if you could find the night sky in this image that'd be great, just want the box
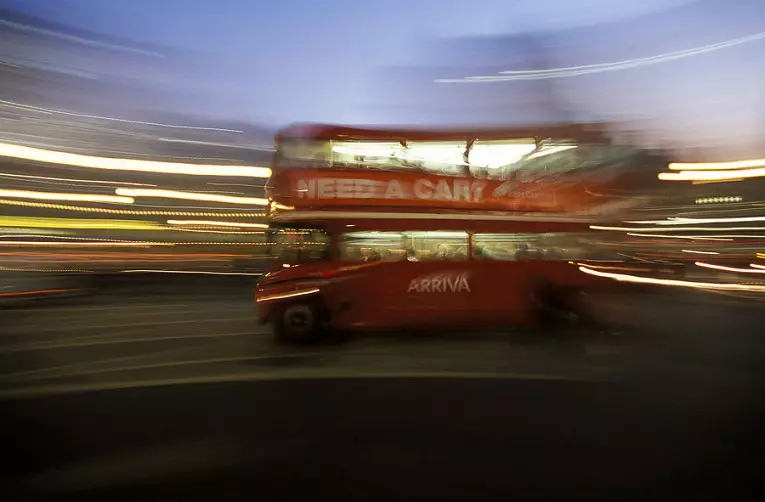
[1,0,764,156]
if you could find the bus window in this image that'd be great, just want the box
[472,234,526,260]
[276,139,332,169]
[270,228,330,265]
[404,231,469,261]
[340,232,406,262]
[473,233,593,261]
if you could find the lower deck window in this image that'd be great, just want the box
[269,228,330,264]
[341,231,469,262]
[472,232,611,261]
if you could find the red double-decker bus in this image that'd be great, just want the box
[256,123,666,343]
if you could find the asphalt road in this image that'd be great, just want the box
[2,282,765,499]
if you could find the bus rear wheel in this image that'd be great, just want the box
[530,279,578,331]
[273,302,327,345]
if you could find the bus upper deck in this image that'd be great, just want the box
[268,122,667,220]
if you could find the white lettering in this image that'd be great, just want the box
[434,180,453,201]
[453,179,471,202]
[413,179,434,199]
[296,177,492,204]
[335,179,354,199]
[317,179,335,198]
[384,180,406,199]
[296,179,310,199]
[355,179,375,198]
[295,179,316,199]
[492,181,513,198]
[472,181,487,202]
[406,272,471,293]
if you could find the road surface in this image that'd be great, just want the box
[2,281,765,499]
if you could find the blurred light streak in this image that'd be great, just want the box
[579,266,765,292]
[616,253,671,265]
[166,220,268,229]
[630,216,765,225]
[120,270,263,276]
[0,143,271,178]
[0,172,156,187]
[0,22,166,58]
[208,182,266,188]
[0,216,163,231]
[659,169,765,182]
[694,197,743,204]
[0,252,247,260]
[18,241,327,246]
[0,288,80,297]
[573,263,647,273]
[0,189,134,205]
[0,266,93,273]
[682,249,720,255]
[751,264,765,270]
[0,199,265,217]
[594,225,765,233]
[0,99,243,133]
[0,234,148,243]
[695,262,765,274]
[0,241,172,247]
[527,146,578,159]
[671,159,765,171]
[625,233,742,241]
[256,288,321,303]
[438,31,765,83]
[158,138,272,151]
[691,179,744,184]
[170,228,266,235]
[115,189,268,206]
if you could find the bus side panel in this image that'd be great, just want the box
[467,260,604,326]
[464,260,542,327]
[326,261,418,331]
[392,260,487,330]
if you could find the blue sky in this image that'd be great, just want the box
[2,0,765,157]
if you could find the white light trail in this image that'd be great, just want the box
[0,142,271,178]
[166,220,268,229]
[437,31,765,82]
[579,265,765,292]
[0,189,134,205]
[116,189,268,206]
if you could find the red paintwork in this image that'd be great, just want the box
[256,211,613,332]
[256,123,637,332]
[256,257,609,331]
[266,167,613,216]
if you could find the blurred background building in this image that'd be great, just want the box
[0,8,276,287]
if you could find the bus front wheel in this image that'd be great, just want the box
[273,302,327,345]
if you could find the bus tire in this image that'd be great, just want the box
[530,278,574,331]
[272,301,328,345]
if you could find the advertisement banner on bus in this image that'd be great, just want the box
[270,168,600,214]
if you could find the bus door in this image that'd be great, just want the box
[468,233,546,325]
[331,232,414,330]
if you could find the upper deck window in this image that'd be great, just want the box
[276,137,545,177]
[275,136,649,181]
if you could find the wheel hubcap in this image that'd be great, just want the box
[283,305,314,337]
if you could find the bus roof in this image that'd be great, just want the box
[275,122,609,144]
